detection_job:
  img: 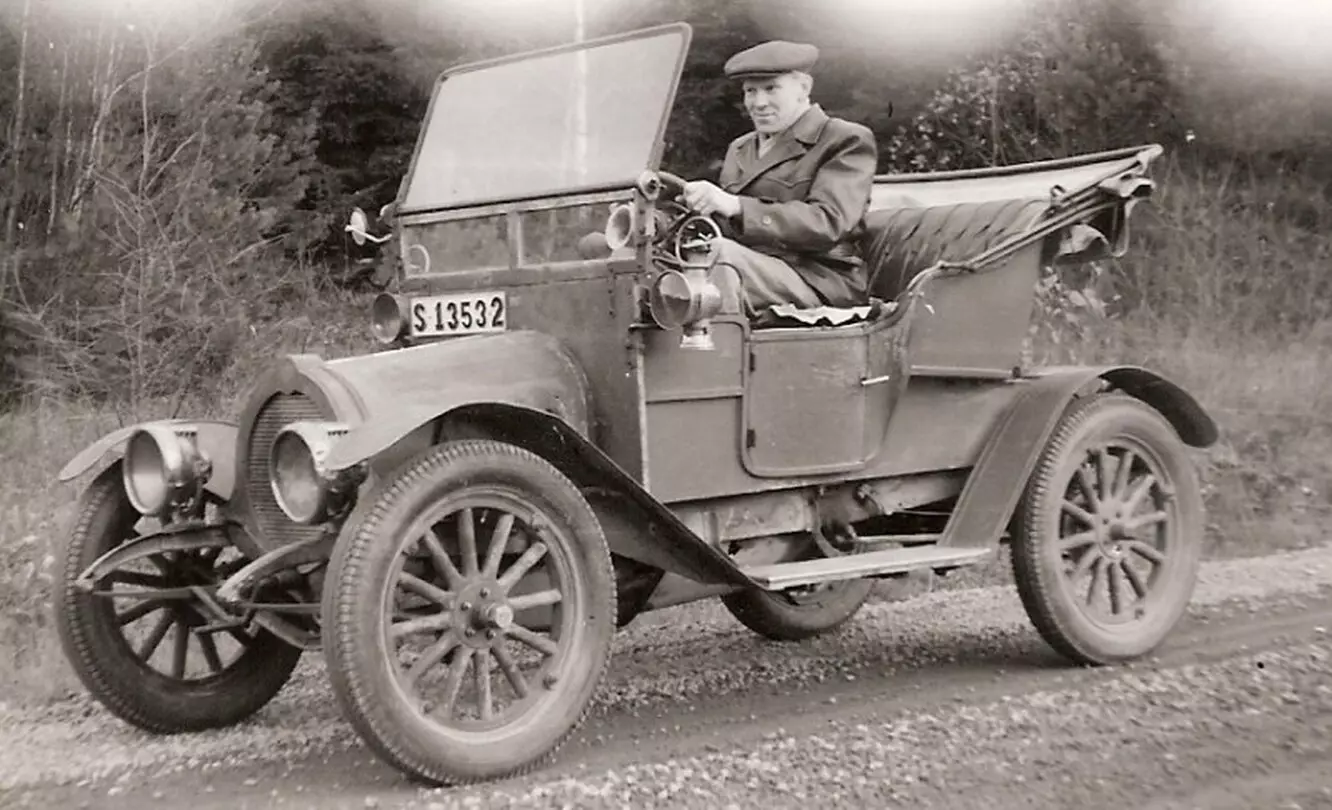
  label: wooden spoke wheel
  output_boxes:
[54,464,303,733]
[1011,393,1204,665]
[322,440,615,786]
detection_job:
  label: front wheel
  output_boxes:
[55,464,303,733]
[321,440,617,786]
[1010,393,1205,665]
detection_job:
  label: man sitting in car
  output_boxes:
[682,40,879,317]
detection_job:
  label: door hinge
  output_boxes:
[746,428,756,448]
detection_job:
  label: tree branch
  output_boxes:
[2,0,33,306]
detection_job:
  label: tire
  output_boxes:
[723,578,875,642]
[1010,392,1204,665]
[54,463,303,733]
[322,439,617,786]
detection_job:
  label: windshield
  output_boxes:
[400,24,691,213]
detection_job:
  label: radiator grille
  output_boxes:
[245,391,329,549]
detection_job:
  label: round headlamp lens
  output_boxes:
[124,430,169,515]
[271,431,324,524]
[371,293,407,344]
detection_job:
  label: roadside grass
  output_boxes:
[0,291,372,706]
[1093,320,1332,559]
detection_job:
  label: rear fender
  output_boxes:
[939,364,1216,551]
[56,419,238,501]
[1098,366,1218,447]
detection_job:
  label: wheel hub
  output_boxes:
[1102,521,1129,557]
[1091,496,1134,558]
[1048,437,1185,631]
[478,603,514,631]
[452,581,514,647]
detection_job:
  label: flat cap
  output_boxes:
[723,40,819,79]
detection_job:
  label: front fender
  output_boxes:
[319,330,591,471]
[56,419,238,500]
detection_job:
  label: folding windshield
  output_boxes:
[400,24,692,214]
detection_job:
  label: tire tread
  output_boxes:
[1010,392,1202,666]
[323,439,616,786]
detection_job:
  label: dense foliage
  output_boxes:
[1,0,1330,404]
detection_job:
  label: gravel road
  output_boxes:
[5,544,1332,810]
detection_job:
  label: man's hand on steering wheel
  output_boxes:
[683,180,741,219]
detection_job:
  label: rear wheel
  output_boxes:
[322,440,616,786]
[1010,393,1204,665]
[55,464,303,733]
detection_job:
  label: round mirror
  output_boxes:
[347,207,369,246]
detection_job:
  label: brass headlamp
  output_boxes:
[122,424,212,517]
[269,421,363,526]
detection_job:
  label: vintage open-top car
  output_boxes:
[53,23,1216,786]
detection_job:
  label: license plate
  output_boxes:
[409,291,507,337]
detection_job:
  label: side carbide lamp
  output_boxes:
[649,264,723,350]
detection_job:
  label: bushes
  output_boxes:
[880,0,1332,340]
[0,5,322,407]
[883,0,1183,173]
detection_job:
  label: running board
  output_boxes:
[742,546,995,590]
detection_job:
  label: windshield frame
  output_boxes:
[395,22,693,216]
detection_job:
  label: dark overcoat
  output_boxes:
[717,104,878,307]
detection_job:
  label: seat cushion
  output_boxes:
[752,298,898,329]
[861,198,1050,301]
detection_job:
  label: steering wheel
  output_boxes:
[654,170,690,200]
[641,170,724,265]
[672,215,723,265]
